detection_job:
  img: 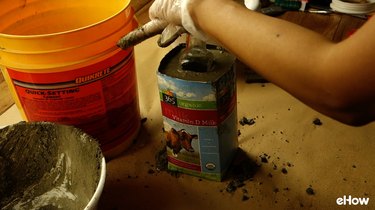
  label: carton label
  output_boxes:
[157,68,238,181]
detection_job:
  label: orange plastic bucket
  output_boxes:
[0,0,140,159]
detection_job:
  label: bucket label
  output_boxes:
[158,65,238,181]
[6,49,140,153]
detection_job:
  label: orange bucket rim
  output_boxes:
[0,0,132,39]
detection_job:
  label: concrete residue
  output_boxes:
[0,121,103,209]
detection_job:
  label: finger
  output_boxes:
[117,19,168,49]
[157,25,187,48]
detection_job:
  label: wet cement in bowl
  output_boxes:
[0,121,103,209]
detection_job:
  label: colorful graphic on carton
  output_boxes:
[163,119,201,170]
[158,76,217,109]
[162,111,238,176]
[164,127,198,156]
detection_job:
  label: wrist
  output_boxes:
[181,0,212,41]
[192,0,238,30]
[188,0,215,30]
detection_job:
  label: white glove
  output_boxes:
[117,0,260,49]
[149,0,210,43]
[244,0,261,10]
[118,0,209,48]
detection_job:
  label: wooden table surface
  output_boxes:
[0,10,367,116]
[279,11,366,41]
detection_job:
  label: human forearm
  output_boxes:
[191,0,332,94]
[190,0,375,125]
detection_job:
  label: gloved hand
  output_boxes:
[117,0,260,49]
[117,0,209,49]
